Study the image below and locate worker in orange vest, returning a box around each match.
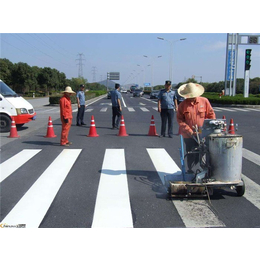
[177,83,216,173]
[60,86,76,146]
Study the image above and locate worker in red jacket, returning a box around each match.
[177,82,216,173]
[60,86,76,146]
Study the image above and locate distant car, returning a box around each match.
[133,89,144,97]
[130,86,137,93]
[121,89,127,94]
[150,90,160,99]
[107,91,112,99]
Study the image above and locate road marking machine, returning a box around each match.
[165,119,245,198]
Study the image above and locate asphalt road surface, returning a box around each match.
[1,94,260,228]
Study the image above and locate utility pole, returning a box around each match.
[76,53,85,78]
[91,66,97,82]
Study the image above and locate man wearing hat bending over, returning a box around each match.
[158,80,178,138]
[177,82,216,173]
[60,86,76,146]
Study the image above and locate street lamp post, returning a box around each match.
[157,37,186,83]
[137,64,145,88]
[143,55,162,91]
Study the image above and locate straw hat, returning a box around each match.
[61,86,76,95]
[178,82,204,98]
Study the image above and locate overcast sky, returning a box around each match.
[1,2,259,87]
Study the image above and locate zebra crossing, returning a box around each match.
[1,147,260,228]
[79,106,260,113]
[38,106,260,115]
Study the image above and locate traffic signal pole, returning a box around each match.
[244,49,252,98]
[224,34,259,97]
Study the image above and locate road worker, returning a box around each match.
[60,86,76,146]
[177,82,216,173]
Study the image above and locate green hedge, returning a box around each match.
[202,93,260,105]
[49,90,106,105]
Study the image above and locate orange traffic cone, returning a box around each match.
[228,118,235,134]
[8,117,20,138]
[87,115,99,137]
[117,115,128,136]
[44,116,57,138]
[148,115,158,136]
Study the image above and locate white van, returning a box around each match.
[0,79,36,132]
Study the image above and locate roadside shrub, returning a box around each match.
[202,93,260,105]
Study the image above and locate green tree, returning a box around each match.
[250,77,260,94]
[0,58,15,85]
[38,67,61,95]
[11,62,38,93]
[68,77,88,92]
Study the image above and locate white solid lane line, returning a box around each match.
[92,149,133,228]
[2,149,81,228]
[0,149,42,183]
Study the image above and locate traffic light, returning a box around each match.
[245,49,252,70]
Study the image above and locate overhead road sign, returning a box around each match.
[107,72,120,80]
[236,34,260,45]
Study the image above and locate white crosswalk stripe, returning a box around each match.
[91,149,133,228]
[2,149,81,228]
[243,148,260,166]
[242,174,260,210]
[100,107,108,112]
[0,149,42,183]
[147,148,225,227]
[140,107,149,112]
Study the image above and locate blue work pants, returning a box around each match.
[160,109,174,136]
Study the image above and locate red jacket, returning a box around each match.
[60,95,72,120]
[177,97,216,138]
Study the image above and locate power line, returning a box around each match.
[30,34,71,59]
[10,34,73,68]
[1,37,54,65]
[43,34,76,58]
